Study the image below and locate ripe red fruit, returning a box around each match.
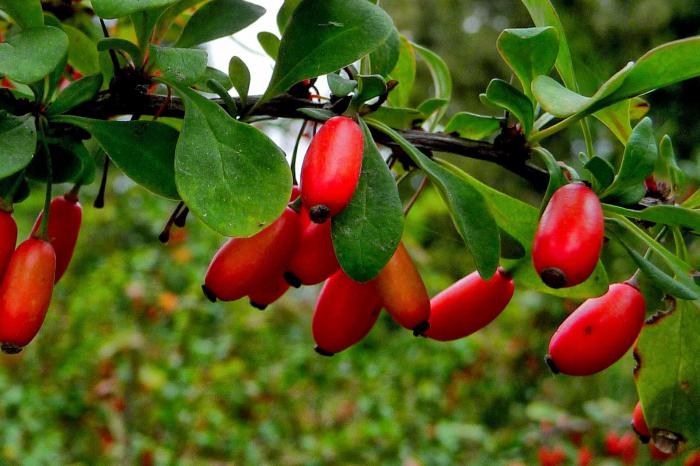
[650,442,674,461]
[619,432,638,464]
[31,193,82,283]
[248,275,290,310]
[532,183,604,288]
[606,432,624,456]
[577,446,593,466]
[300,116,363,223]
[203,207,300,302]
[0,238,56,353]
[632,401,651,442]
[425,268,514,341]
[546,282,645,376]
[312,270,381,355]
[285,207,339,286]
[538,446,567,466]
[373,242,430,334]
[684,451,700,466]
[0,210,17,279]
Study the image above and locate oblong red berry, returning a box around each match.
[546,283,645,376]
[300,116,363,223]
[0,238,56,352]
[203,207,300,302]
[0,210,17,279]
[285,207,339,286]
[533,183,604,288]
[312,270,381,355]
[31,193,82,283]
[249,275,290,310]
[425,268,514,341]
[373,242,430,334]
[632,401,651,442]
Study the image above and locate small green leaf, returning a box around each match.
[169,82,292,237]
[387,35,416,108]
[0,27,69,84]
[175,0,264,48]
[0,0,43,29]
[369,27,400,77]
[483,79,534,134]
[228,56,251,107]
[276,0,302,33]
[444,112,502,140]
[412,42,452,128]
[92,0,179,19]
[659,135,685,192]
[603,204,700,233]
[297,108,335,121]
[257,32,281,60]
[97,38,143,65]
[149,45,207,86]
[417,98,448,118]
[27,137,89,184]
[327,73,357,97]
[192,67,232,92]
[532,147,567,212]
[52,115,180,199]
[497,27,559,100]
[61,24,100,75]
[365,107,422,129]
[261,0,394,105]
[331,119,403,282]
[584,156,615,190]
[0,113,36,179]
[355,74,386,103]
[48,74,103,116]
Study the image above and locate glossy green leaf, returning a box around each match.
[593,99,632,144]
[276,0,302,33]
[444,112,502,140]
[602,117,657,203]
[365,107,422,129]
[257,32,280,60]
[97,38,143,65]
[27,137,91,184]
[497,27,559,100]
[48,74,103,116]
[0,113,36,179]
[387,36,416,108]
[603,204,700,233]
[149,45,207,86]
[61,24,99,75]
[417,98,448,118]
[169,83,291,237]
[369,27,400,77]
[228,56,251,107]
[483,79,534,134]
[52,115,180,199]
[327,73,357,97]
[131,9,163,50]
[356,74,386,103]
[332,119,403,282]
[297,108,335,122]
[154,0,203,38]
[367,118,500,278]
[0,0,43,28]
[413,42,452,128]
[192,67,232,93]
[0,27,69,84]
[636,300,700,448]
[584,156,615,190]
[260,0,394,105]
[532,147,567,212]
[92,0,179,19]
[659,135,685,192]
[175,0,264,48]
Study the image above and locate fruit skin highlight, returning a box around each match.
[0,238,56,353]
[31,193,83,283]
[532,183,604,288]
[312,270,381,356]
[373,242,430,335]
[203,207,300,302]
[300,116,363,223]
[0,210,17,279]
[285,207,339,286]
[425,267,514,342]
[546,282,645,376]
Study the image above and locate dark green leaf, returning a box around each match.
[192,67,232,92]
[387,35,416,108]
[169,82,291,237]
[97,38,143,65]
[0,172,29,204]
[0,27,69,84]
[659,135,685,192]
[297,108,335,121]
[61,24,99,75]
[369,27,400,77]
[257,32,280,60]
[28,138,85,183]
[332,119,403,282]
[584,156,615,190]
[412,42,452,128]
[48,74,103,116]
[175,0,264,48]
[261,0,394,105]
[0,0,43,28]
[276,0,302,33]
[483,79,534,134]
[92,0,179,19]
[0,113,36,179]
[368,107,423,129]
[603,204,700,233]
[355,74,386,103]
[327,73,357,97]
[149,45,207,86]
[228,56,251,107]
[444,112,502,140]
[52,115,180,199]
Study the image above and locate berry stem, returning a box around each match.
[99,19,120,74]
[290,120,308,186]
[38,118,53,241]
[93,151,109,208]
[403,175,429,215]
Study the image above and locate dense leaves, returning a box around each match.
[174,0,265,48]
[0,27,69,84]
[0,113,36,179]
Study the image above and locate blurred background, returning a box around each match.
[3,0,700,464]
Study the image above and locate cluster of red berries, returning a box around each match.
[201,116,515,355]
[0,193,82,353]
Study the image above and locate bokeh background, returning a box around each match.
[3,0,700,464]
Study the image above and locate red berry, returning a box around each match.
[285,207,339,286]
[373,242,430,334]
[300,116,363,223]
[538,446,567,466]
[619,432,638,464]
[546,283,645,376]
[533,183,604,288]
[606,432,623,456]
[650,442,674,461]
[203,207,300,302]
[0,210,17,279]
[0,238,56,352]
[684,451,700,466]
[31,193,82,283]
[312,270,381,355]
[425,268,514,341]
[632,401,651,442]
[577,446,593,466]
[248,275,290,310]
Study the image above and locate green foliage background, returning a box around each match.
[2,1,700,464]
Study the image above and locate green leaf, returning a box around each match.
[444,112,502,140]
[0,27,69,84]
[659,135,685,192]
[355,74,386,103]
[169,82,291,237]
[228,56,251,107]
[92,0,179,19]
[175,0,264,48]
[532,147,567,212]
[0,113,36,179]
[369,27,400,77]
[602,117,657,203]
[367,107,422,129]
[584,156,615,190]
[483,79,534,134]
[593,99,633,144]
[0,0,43,28]
[261,0,394,105]
[331,119,403,282]
[52,115,180,199]
[27,137,89,184]
[327,73,357,97]
[603,204,700,233]
[387,35,416,108]
[297,108,335,121]
[412,42,452,128]
[636,300,700,448]
[48,74,103,116]
[367,118,500,278]
[417,98,448,118]
[276,0,302,33]
[97,38,143,65]
[149,45,207,86]
[61,24,100,75]
[257,32,280,61]
[192,67,232,93]
[497,27,559,100]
